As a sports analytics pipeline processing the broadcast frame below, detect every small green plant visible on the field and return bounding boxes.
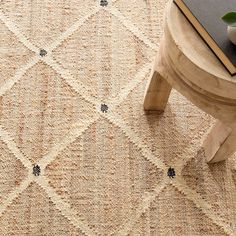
[222,12,236,26]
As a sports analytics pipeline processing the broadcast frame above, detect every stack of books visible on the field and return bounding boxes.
[174,0,236,76]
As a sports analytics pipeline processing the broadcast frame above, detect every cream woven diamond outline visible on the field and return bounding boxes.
[0,2,234,235]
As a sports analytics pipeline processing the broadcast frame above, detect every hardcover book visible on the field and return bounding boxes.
[174,0,236,76]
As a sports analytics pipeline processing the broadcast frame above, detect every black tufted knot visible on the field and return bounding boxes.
[101,103,108,113]
[167,167,175,179]
[39,49,47,57]
[100,0,108,7]
[33,164,41,176]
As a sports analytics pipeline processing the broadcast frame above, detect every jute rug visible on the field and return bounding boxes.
[0,0,236,235]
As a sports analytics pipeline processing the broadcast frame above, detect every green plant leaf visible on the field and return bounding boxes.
[222,12,236,26]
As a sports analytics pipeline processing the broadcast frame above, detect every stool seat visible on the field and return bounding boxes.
[167,2,236,100]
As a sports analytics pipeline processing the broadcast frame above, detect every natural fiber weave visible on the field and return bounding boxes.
[0,0,235,235]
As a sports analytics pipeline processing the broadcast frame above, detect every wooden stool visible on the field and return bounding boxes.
[144,1,236,163]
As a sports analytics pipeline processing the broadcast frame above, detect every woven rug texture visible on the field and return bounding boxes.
[0,0,236,235]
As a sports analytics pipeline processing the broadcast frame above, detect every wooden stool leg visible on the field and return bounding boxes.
[202,121,236,163]
[143,70,172,112]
